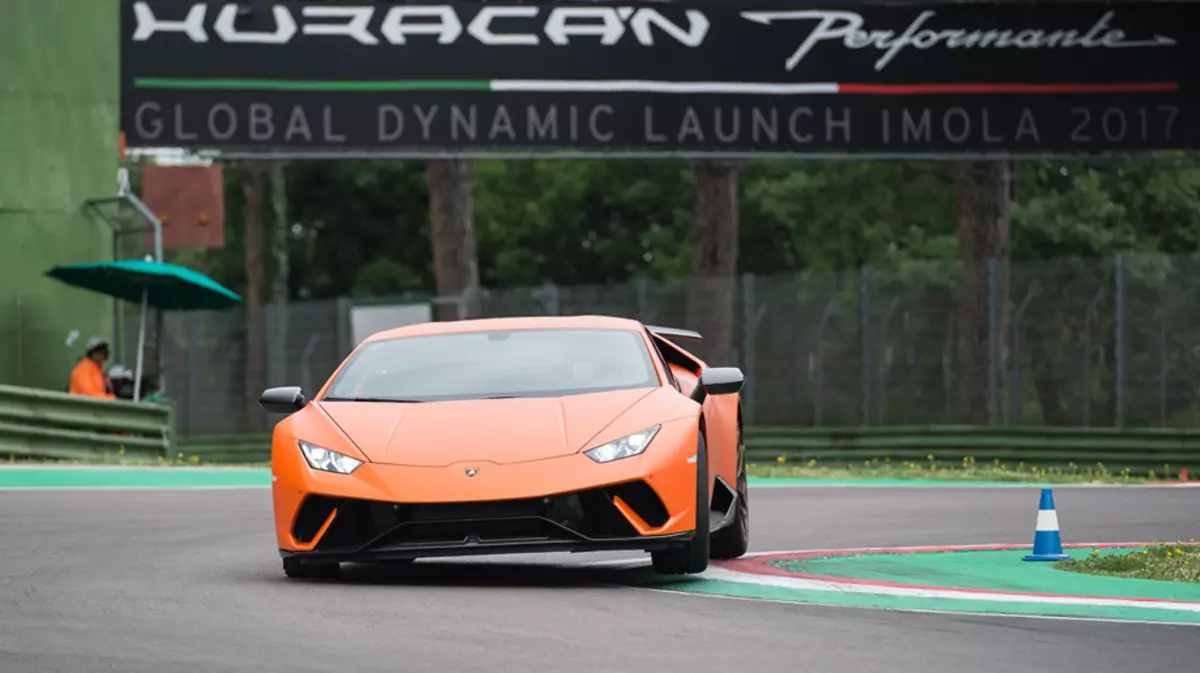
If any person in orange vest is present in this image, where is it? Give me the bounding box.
[68,336,116,399]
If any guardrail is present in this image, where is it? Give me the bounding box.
[177,434,271,464]
[177,425,1199,475]
[0,384,172,460]
[745,425,1200,475]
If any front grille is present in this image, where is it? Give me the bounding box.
[295,480,669,552]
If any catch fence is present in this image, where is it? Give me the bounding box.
[4,253,1199,436]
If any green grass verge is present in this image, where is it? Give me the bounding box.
[6,452,1181,483]
[2,453,271,468]
[746,456,1153,483]
[1054,542,1200,584]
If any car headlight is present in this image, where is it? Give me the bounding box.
[298,440,363,474]
[585,426,661,463]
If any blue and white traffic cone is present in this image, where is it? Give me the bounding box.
[1023,488,1070,561]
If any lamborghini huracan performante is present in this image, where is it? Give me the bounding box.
[259,315,749,579]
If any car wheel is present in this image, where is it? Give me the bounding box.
[283,557,340,580]
[651,430,711,575]
[709,424,749,559]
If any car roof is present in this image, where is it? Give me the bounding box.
[363,315,647,343]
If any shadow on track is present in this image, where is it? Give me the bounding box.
[265,558,679,590]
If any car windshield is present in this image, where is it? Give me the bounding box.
[322,328,660,402]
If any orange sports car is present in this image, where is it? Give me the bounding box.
[259,315,748,579]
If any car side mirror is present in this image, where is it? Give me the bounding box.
[259,386,307,415]
[689,367,745,404]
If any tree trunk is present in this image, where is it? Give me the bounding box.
[242,162,266,430]
[687,160,740,366]
[954,160,1010,425]
[427,159,481,320]
[269,161,289,387]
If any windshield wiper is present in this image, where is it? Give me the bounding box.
[322,396,425,403]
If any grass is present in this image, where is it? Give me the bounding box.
[2,452,270,468]
[2,452,1190,484]
[1053,542,1200,584]
[745,456,1171,483]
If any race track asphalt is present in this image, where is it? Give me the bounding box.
[2,484,1198,672]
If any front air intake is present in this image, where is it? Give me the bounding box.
[304,481,669,552]
[292,495,341,543]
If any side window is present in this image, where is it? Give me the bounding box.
[648,336,679,390]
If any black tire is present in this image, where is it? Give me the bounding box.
[283,557,340,580]
[651,430,710,575]
[710,423,749,560]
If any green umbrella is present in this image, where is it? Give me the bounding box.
[45,259,243,401]
[45,259,242,311]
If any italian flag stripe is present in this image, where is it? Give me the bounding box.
[134,78,1178,95]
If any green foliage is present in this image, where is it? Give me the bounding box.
[1054,541,1200,584]
[748,455,1142,483]
[352,258,425,298]
[285,160,432,299]
[742,161,959,271]
[171,155,1200,301]
[155,155,1200,428]
[1,452,1168,481]
[5,452,267,467]
[472,159,695,285]
[167,160,431,300]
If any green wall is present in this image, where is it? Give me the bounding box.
[0,0,118,388]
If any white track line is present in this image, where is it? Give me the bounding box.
[589,543,1200,625]
[585,542,1168,564]
[696,566,1200,611]
[625,585,1200,628]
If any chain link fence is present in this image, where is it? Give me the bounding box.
[103,298,354,436]
[7,253,1200,436]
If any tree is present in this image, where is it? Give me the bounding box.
[1009,156,1186,427]
[472,160,694,287]
[268,162,290,389]
[953,160,1011,425]
[427,159,481,319]
[688,160,740,366]
[241,161,267,430]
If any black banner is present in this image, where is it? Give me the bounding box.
[120,1,1200,155]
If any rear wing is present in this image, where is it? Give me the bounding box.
[645,325,702,342]
[646,325,705,376]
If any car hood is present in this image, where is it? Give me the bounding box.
[317,388,657,467]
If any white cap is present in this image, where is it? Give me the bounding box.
[85,335,109,353]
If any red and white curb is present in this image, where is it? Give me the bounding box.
[717,543,1200,612]
[587,542,1200,616]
